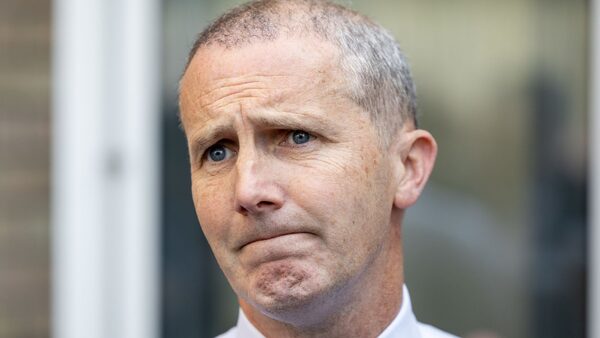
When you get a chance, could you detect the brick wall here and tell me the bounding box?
[0,1,51,337]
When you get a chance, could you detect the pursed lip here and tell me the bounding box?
[238,231,314,250]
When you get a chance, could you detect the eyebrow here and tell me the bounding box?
[248,109,335,135]
[189,109,339,153]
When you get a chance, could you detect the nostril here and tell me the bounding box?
[256,201,274,208]
[236,205,249,216]
[235,201,274,215]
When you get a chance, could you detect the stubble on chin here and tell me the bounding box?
[251,260,319,310]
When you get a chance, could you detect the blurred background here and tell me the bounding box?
[0,0,590,337]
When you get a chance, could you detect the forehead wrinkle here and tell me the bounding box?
[192,73,306,113]
[181,76,293,133]
[200,74,288,101]
[197,83,267,112]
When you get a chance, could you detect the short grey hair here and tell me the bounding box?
[184,0,418,144]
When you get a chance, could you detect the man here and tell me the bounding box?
[179,1,457,337]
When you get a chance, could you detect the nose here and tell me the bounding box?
[234,151,284,215]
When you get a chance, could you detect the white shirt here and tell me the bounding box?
[216,285,458,338]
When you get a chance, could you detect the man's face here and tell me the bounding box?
[179,37,399,316]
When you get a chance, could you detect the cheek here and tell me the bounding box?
[287,150,392,252]
[191,174,234,242]
[287,157,378,227]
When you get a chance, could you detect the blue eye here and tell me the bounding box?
[291,130,311,144]
[207,144,228,162]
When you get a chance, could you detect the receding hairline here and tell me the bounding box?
[184,0,372,71]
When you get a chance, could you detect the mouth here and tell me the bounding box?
[238,231,314,251]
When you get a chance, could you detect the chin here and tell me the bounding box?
[247,260,332,319]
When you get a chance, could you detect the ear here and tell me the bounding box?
[391,129,437,209]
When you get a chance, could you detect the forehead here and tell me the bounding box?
[179,37,348,124]
[184,36,341,82]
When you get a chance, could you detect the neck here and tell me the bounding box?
[240,215,405,338]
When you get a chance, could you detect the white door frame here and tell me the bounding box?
[52,0,161,337]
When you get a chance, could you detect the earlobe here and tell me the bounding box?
[392,129,437,209]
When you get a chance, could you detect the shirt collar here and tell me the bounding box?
[234,285,422,338]
[234,309,265,338]
[377,285,423,338]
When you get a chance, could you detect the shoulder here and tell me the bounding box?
[418,322,460,338]
[214,327,237,338]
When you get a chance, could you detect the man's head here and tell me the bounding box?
[179,0,436,332]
